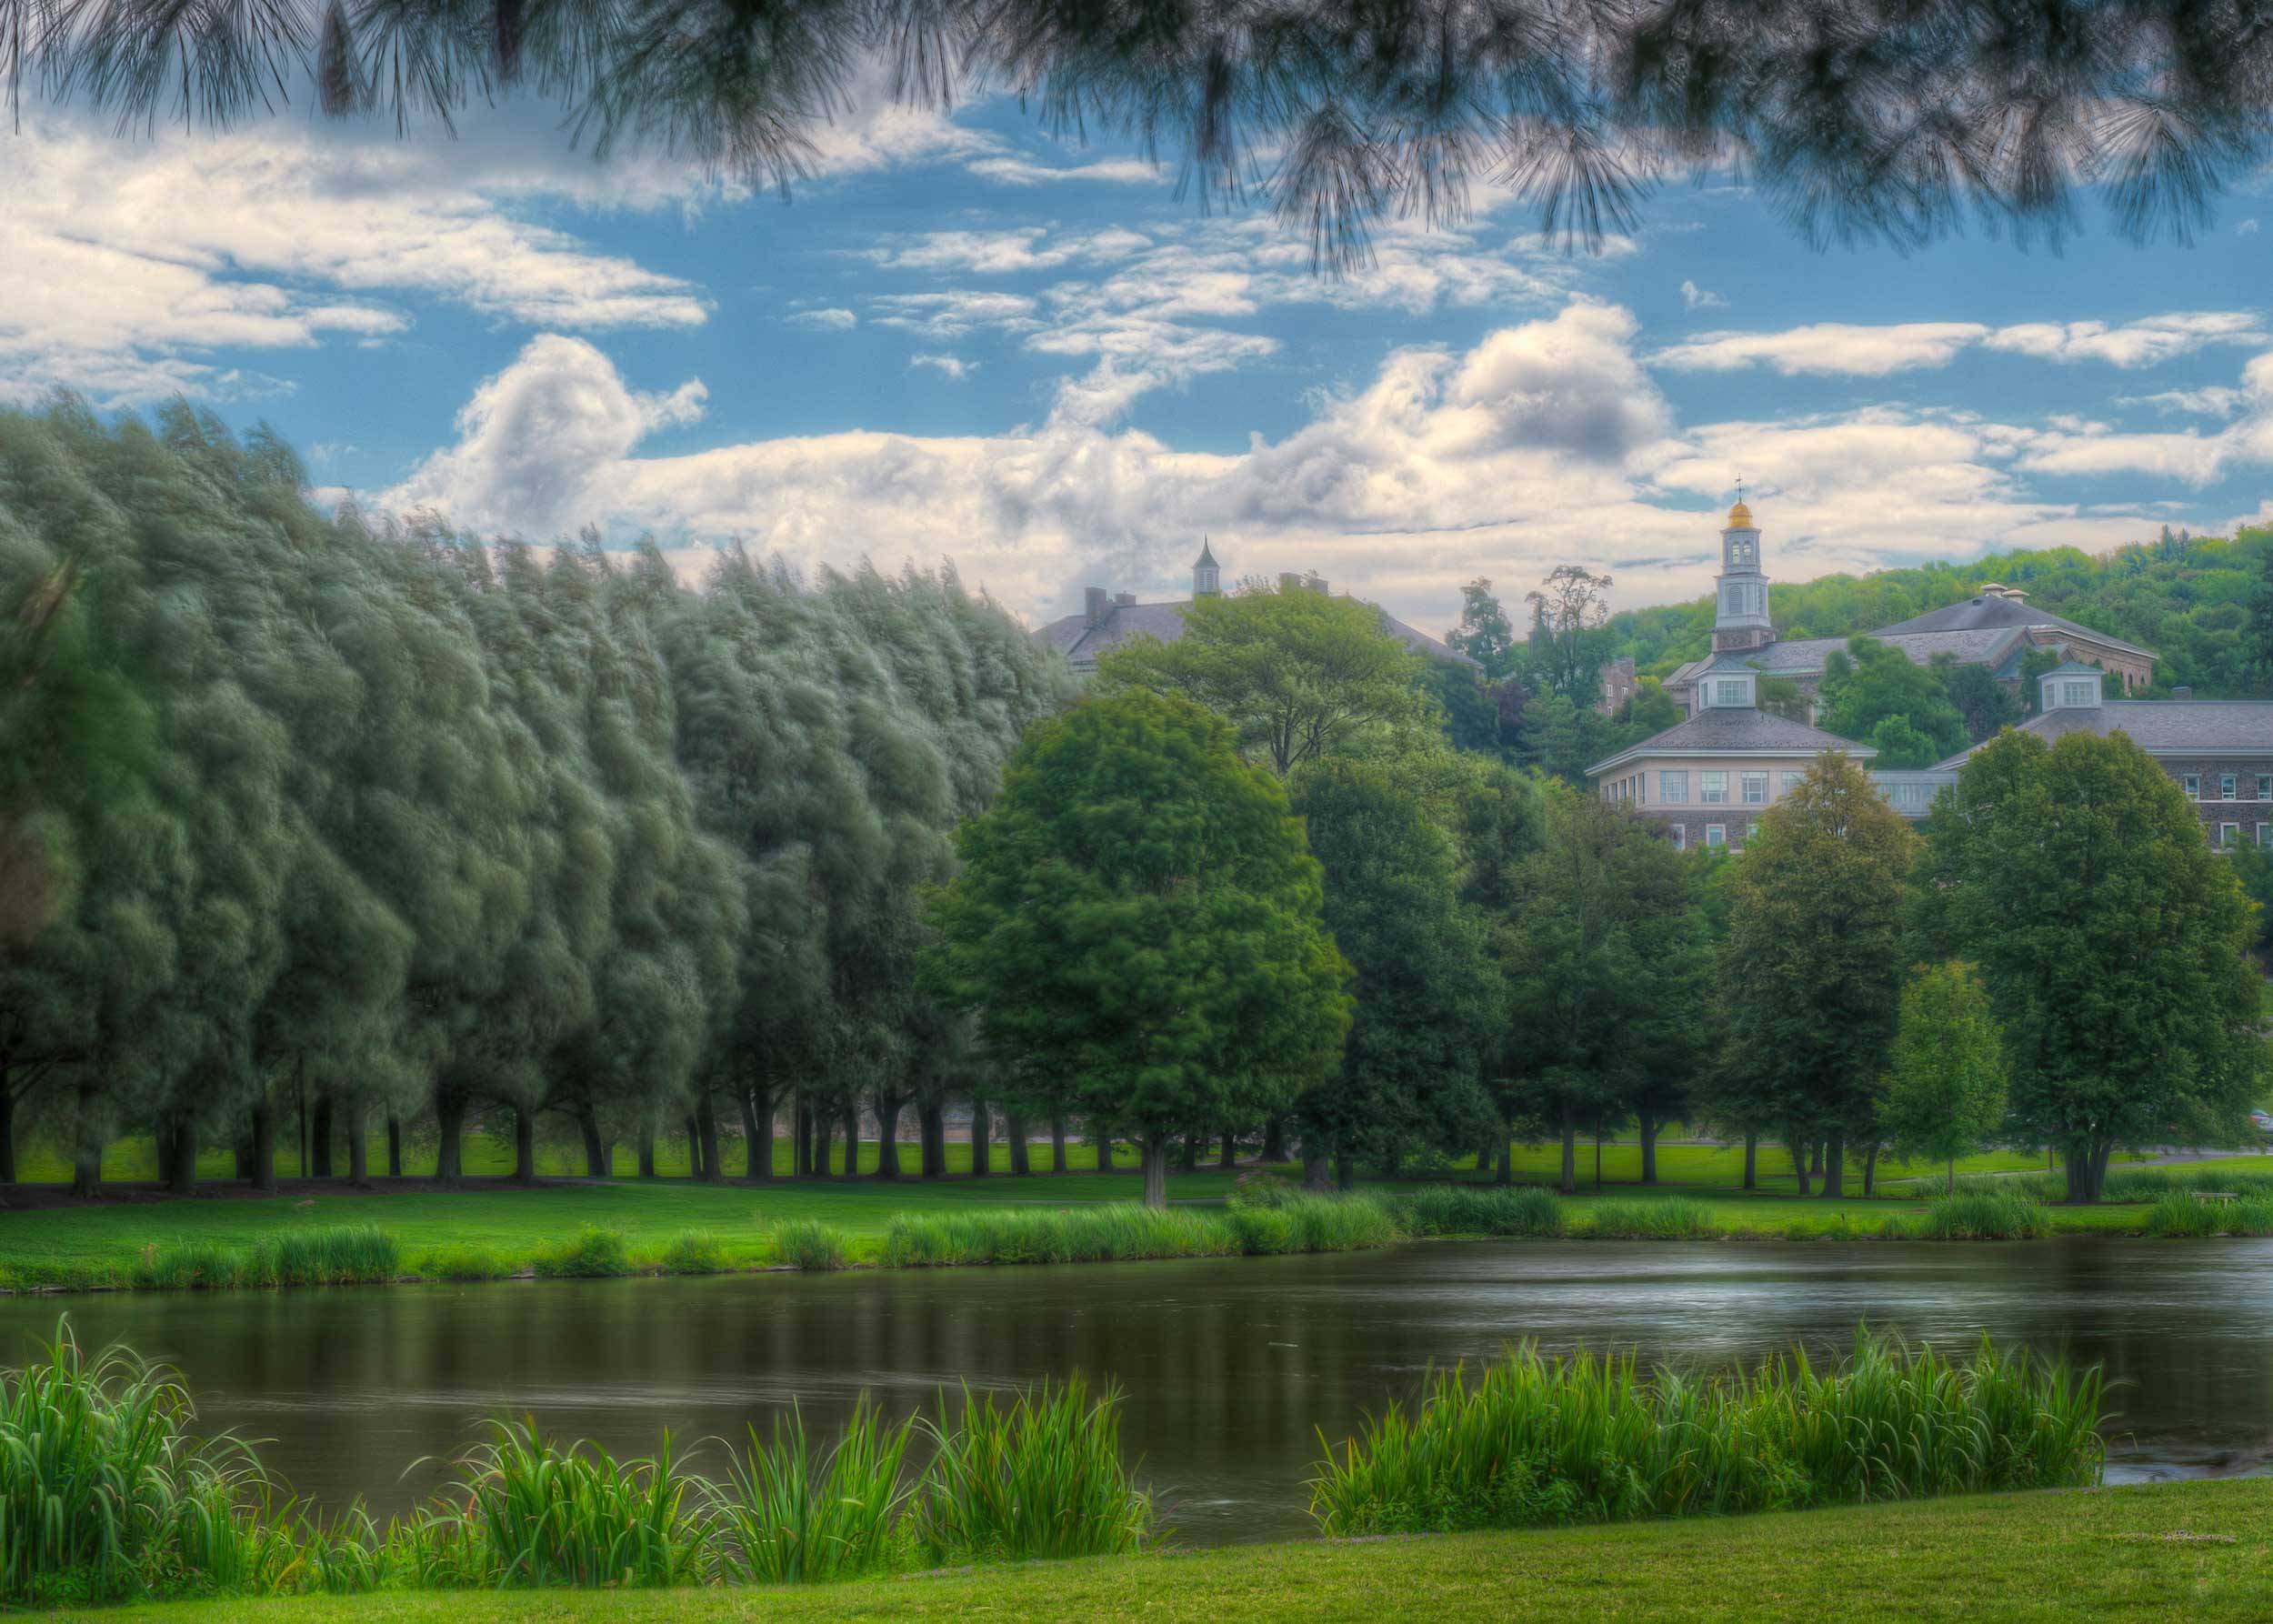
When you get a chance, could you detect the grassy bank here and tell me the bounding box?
[10,1159,2273,1295]
[67,1479,2273,1623]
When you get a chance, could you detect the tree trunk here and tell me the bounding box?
[296,1063,309,1179]
[514,1105,537,1186]
[312,1096,335,1178]
[1096,1127,1115,1175]
[1302,1151,1331,1190]
[1808,1139,1825,1177]
[1008,1113,1032,1175]
[840,1103,860,1181]
[697,1096,725,1184]
[685,1113,705,1179]
[1638,1111,1660,1185]
[1335,1151,1356,1191]
[435,1088,467,1184]
[740,1087,773,1181]
[1820,1131,1846,1198]
[1178,1131,1199,1173]
[1494,1125,1513,1185]
[1557,1101,1577,1196]
[636,1123,657,1179]
[1788,1138,1811,1198]
[919,1099,946,1179]
[71,1136,100,1199]
[1862,1142,1879,1198]
[873,1093,903,1179]
[1742,1132,1757,1191]
[2065,1139,2114,1203]
[579,1105,607,1178]
[1262,1115,1287,1163]
[1219,1130,1237,1170]
[792,1097,810,1176]
[234,1132,255,1182]
[1141,1130,1168,1208]
[970,1098,991,1178]
[346,1103,369,1186]
[813,1114,834,1179]
[252,1099,276,1191]
[1051,1114,1068,1173]
[165,1117,196,1195]
[386,1116,403,1178]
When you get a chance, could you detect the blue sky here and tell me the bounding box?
[6,82,2270,635]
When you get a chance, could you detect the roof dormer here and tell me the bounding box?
[2038,661,2104,713]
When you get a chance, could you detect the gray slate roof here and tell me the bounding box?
[1588,707,1874,777]
[1872,593,2152,657]
[1038,597,1476,672]
[1932,701,2273,770]
[1670,627,2028,688]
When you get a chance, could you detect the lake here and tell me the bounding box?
[5,1238,2270,1542]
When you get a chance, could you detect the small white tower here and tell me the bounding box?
[1192,537,1221,597]
[1711,496,1773,655]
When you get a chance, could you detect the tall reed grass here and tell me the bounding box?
[1310,1331,2103,1537]
[705,1401,911,1582]
[911,1379,1155,1563]
[1913,1190,2052,1240]
[1394,1185,1567,1238]
[1583,1198,1717,1239]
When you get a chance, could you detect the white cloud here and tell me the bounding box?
[2240,220,2261,237]
[965,155,1163,186]
[1983,313,2265,368]
[788,308,860,330]
[0,115,710,406]
[868,291,1042,338]
[910,354,976,380]
[860,227,1154,275]
[1653,322,1989,376]
[2008,351,2273,485]
[2116,386,2248,417]
[1680,279,1727,310]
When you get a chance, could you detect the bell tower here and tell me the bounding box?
[1710,494,1773,655]
[1192,537,1221,597]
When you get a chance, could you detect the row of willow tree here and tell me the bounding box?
[0,402,1080,1192]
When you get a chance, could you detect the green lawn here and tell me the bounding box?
[68,1479,2273,1624]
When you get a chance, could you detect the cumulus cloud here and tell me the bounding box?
[376,299,2148,627]
[787,308,860,330]
[2007,351,2273,485]
[910,354,976,379]
[869,292,1042,338]
[1653,311,2267,379]
[860,227,1154,274]
[1680,279,1727,310]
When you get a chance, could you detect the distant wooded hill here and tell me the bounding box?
[1605,526,2273,697]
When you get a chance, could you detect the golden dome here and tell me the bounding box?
[1726,499,1755,528]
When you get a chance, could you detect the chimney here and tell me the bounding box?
[1085,586,1109,627]
[2174,685,2193,699]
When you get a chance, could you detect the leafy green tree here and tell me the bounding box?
[1722,753,1916,1197]
[1938,657,2020,742]
[1524,566,1613,705]
[1446,579,1518,679]
[1883,961,2007,1193]
[1817,637,1968,765]
[1610,678,1683,738]
[1501,785,1706,1193]
[1913,728,2265,1201]
[1288,759,1497,1185]
[925,689,1351,1207]
[1096,586,1432,775]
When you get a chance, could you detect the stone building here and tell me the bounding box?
[1658,503,2157,717]
[1037,541,1475,677]
[1933,667,2273,849]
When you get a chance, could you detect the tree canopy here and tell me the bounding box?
[15,0,2271,272]
[1883,961,2008,1194]
[924,688,1352,1207]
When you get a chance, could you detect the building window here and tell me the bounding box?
[1714,679,1746,707]
[2222,823,2240,850]
[2061,678,2094,707]
[2184,774,2201,799]
[1741,771,1768,805]
[1659,770,1689,804]
[2259,823,2270,849]
[1705,824,1727,849]
[2223,774,2238,801]
[1780,772,1804,796]
[1745,821,1760,841]
[1671,825,1687,852]
[1701,771,1728,805]
[2258,776,2270,801]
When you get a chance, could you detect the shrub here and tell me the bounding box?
[1582,1198,1717,1239]
[411,1244,515,1282]
[912,1378,1155,1564]
[657,1231,731,1275]
[768,1220,850,1272]
[2143,1191,2228,1237]
[1396,1185,1566,1238]
[1310,1331,2103,1538]
[532,1228,633,1278]
[1913,1190,2051,1240]
[1223,1205,1295,1255]
[1279,1194,1401,1252]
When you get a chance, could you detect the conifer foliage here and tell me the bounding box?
[0,401,1074,1188]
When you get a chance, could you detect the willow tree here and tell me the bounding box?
[927,689,1351,1207]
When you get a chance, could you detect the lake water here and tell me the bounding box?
[5,1238,2271,1543]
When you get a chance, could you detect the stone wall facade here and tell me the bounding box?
[1628,807,1766,855]
[2155,757,2273,847]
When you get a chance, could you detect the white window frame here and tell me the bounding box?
[2259,823,2270,849]
[1701,771,1729,805]
[1659,770,1689,805]
[2223,774,2238,802]
[1741,771,1768,806]
[2222,822,2241,850]
[2061,678,2093,707]
[1671,824,1687,852]
[1780,772,1804,796]
[2184,774,2201,799]
[2258,776,2270,802]
[1714,678,1746,707]
[1704,824,1727,849]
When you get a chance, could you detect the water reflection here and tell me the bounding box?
[4,1238,2271,1542]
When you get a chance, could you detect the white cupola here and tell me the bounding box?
[2038,661,2104,713]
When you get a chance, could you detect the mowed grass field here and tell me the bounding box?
[71,1479,2273,1624]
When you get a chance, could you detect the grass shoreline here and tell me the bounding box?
[7,1173,2273,1298]
[65,1479,2273,1623]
